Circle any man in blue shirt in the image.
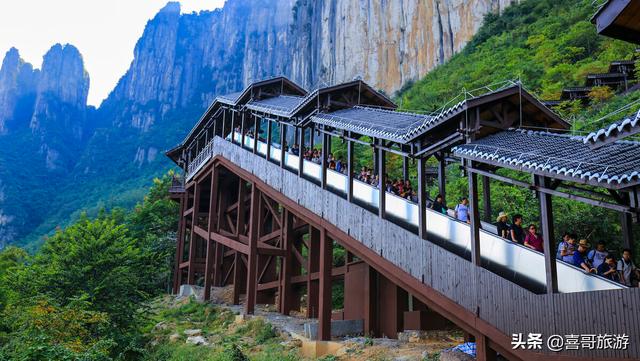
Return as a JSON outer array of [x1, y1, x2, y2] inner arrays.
[[572, 241, 596, 273], [455, 197, 469, 223]]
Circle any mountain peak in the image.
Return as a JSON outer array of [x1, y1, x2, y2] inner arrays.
[[1, 47, 21, 70], [159, 2, 181, 14]]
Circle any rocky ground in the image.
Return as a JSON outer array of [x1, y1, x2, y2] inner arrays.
[[142, 285, 479, 360]]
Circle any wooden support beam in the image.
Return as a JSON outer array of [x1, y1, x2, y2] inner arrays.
[[280, 122, 286, 168], [173, 192, 188, 293], [252, 116, 258, 154], [321, 133, 328, 189], [417, 157, 427, 239], [537, 175, 558, 294], [245, 184, 261, 314], [187, 181, 201, 284], [482, 176, 491, 222], [236, 181, 247, 237], [297, 126, 304, 177], [468, 161, 481, 266], [364, 265, 378, 337], [266, 120, 272, 160], [307, 226, 320, 319], [402, 157, 409, 181], [232, 252, 244, 305], [438, 153, 447, 204], [280, 210, 294, 315], [318, 228, 333, 341], [378, 144, 386, 218], [210, 232, 250, 255], [204, 167, 219, 301], [476, 334, 497, 361], [347, 139, 354, 202]]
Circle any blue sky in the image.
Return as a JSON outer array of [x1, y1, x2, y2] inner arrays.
[[0, 0, 225, 106]]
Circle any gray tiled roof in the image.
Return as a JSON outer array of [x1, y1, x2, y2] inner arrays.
[[217, 91, 244, 105], [311, 106, 434, 143], [245, 95, 305, 117], [452, 129, 640, 188], [584, 109, 640, 146], [311, 100, 468, 143]]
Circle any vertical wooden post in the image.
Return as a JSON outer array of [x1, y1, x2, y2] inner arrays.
[[621, 212, 634, 252], [280, 210, 294, 315], [476, 334, 497, 361], [318, 228, 333, 341], [482, 176, 492, 222], [240, 112, 246, 148], [621, 189, 636, 253], [266, 120, 272, 160], [417, 157, 427, 239], [280, 122, 287, 168], [378, 144, 386, 218], [232, 252, 244, 305], [204, 167, 219, 301], [437, 153, 447, 204], [252, 116, 259, 154], [298, 126, 304, 176], [537, 175, 558, 294], [321, 132, 328, 189], [213, 184, 226, 287], [221, 109, 227, 140], [363, 265, 378, 337], [402, 157, 409, 181], [309, 126, 315, 149], [347, 139, 354, 202], [307, 226, 320, 319], [230, 111, 236, 143], [245, 184, 261, 314], [187, 182, 201, 284], [173, 192, 187, 293], [468, 162, 481, 266]]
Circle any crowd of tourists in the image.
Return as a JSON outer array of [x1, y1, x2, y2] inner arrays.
[[459, 201, 640, 287], [243, 133, 639, 287]]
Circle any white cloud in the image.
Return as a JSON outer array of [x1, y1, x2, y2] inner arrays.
[[0, 0, 226, 106]]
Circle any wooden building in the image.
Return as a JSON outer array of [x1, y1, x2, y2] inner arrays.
[[167, 77, 640, 360]]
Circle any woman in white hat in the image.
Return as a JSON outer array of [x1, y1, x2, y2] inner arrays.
[[496, 211, 510, 239]]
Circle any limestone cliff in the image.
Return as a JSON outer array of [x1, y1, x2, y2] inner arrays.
[[289, 0, 516, 93]]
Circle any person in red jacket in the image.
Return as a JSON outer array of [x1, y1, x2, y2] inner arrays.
[[524, 224, 544, 252]]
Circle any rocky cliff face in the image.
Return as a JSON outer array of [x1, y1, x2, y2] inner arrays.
[[0, 48, 38, 135], [0, 0, 515, 246], [0, 45, 90, 248], [289, 0, 516, 93]]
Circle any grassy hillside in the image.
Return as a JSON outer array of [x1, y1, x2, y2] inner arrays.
[[399, 0, 638, 120], [398, 0, 640, 258]]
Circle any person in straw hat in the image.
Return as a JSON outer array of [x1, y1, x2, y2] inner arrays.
[[572, 239, 596, 273], [496, 211, 510, 239]]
